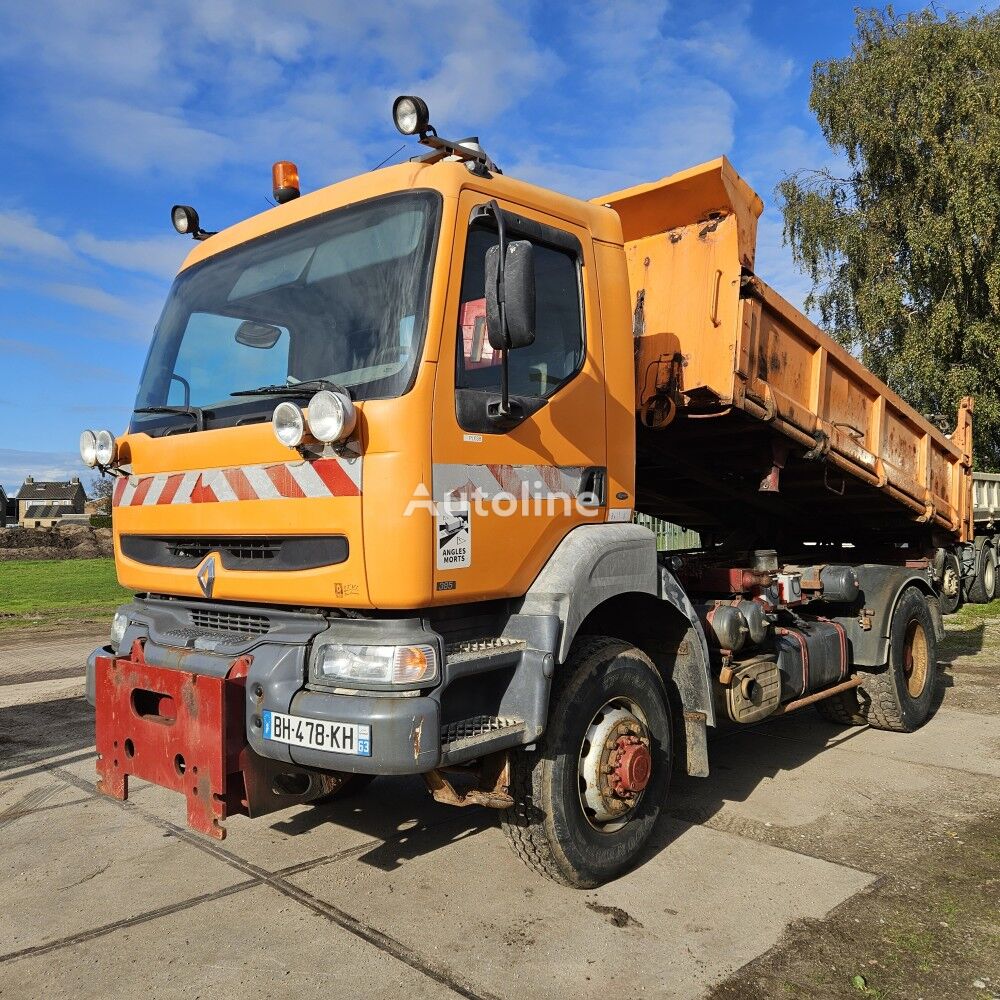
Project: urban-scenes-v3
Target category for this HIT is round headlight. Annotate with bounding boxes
[306,390,356,443]
[95,429,116,466]
[171,204,198,235]
[80,430,98,467]
[392,95,429,136]
[272,401,305,447]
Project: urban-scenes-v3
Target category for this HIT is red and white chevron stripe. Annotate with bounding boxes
[112,457,362,508]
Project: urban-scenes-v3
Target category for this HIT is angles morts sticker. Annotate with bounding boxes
[436,501,471,570]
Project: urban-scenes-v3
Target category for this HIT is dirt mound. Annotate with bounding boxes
[0,523,114,561]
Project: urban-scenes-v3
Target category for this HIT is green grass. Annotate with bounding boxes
[0,558,131,632]
[952,597,1000,624]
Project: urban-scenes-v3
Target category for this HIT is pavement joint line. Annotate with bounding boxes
[754,728,1000,779]
[658,813,881,878]
[44,763,500,1000]
[0,880,260,966]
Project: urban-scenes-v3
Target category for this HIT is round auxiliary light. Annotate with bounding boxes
[306,390,356,443]
[171,204,199,235]
[392,95,429,136]
[95,429,116,467]
[80,429,98,468]
[272,401,305,448]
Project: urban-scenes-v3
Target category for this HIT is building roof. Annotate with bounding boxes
[22,504,67,519]
[16,478,85,502]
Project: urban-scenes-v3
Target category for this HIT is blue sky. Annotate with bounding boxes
[0,0,935,495]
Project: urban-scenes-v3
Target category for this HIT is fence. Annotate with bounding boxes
[634,513,701,551]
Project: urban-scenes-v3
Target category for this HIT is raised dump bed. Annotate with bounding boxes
[596,158,974,548]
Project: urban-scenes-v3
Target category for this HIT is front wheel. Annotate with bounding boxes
[500,636,672,888]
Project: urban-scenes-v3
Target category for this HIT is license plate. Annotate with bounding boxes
[262,711,371,756]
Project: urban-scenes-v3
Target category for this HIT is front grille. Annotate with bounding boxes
[441,715,522,745]
[189,608,270,636]
[168,538,282,562]
[120,534,348,571]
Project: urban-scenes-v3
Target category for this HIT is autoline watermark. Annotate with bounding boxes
[403,482,603,519]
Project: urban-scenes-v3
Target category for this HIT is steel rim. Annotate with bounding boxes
[985,555,996,598]
[578,697,651,832]
[902,619,929,698]
[942,564,959,599]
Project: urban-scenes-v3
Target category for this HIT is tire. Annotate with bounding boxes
[857,588,939,732]
[311,772,376,805]
[500,636,673,889]
[814,687,865,725]
[938,551,963,614]
[966,543,997,604]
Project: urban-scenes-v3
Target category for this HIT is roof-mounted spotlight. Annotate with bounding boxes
[393,95,431,137]
[171,205,215,241]
[390,95,500,177]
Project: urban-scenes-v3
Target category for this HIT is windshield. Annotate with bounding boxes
[133,191,440,433]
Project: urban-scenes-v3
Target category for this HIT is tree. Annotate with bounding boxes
[89,475,114,514]
[779,6,1000,469]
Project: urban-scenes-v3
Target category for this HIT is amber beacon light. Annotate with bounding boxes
[272,161,300,204]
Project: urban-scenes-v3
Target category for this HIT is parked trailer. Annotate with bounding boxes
[966,472,1000,603]
[83,100,975,887]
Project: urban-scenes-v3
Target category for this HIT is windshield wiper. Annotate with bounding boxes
[230,378,353,399]
[134,405,205,431]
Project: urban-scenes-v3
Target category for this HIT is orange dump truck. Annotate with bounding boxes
[82,98,974,887]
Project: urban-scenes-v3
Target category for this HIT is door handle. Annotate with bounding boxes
[578,467,606,507]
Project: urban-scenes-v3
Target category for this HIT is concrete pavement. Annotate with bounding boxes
[1,627,997,999]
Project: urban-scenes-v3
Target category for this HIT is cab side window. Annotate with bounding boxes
[456,224,583,399]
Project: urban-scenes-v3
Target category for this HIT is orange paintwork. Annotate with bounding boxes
[110,151,973,615]
[598,157,974,541]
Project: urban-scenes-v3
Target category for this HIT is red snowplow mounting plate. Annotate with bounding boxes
[94,643,250,839]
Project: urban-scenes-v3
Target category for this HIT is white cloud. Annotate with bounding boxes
[675,3,796,97]
[63,99,236,175]
[43,282,160,332]
[75,233,187,281]
[0,448,87,495]
[0,210,76,263]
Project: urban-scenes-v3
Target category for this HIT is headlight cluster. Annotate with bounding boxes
[313,642,438,689]
[80,428,117,468]
[272,390,356,449]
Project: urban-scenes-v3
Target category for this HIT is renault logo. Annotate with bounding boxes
[196,556,216,599]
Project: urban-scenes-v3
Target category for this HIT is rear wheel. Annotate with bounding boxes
[967,543,997,604]
[500,636,672,888]
[858,587,939,732]
[938,552,963,614]
[814,686,865,725]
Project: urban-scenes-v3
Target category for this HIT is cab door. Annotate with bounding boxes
[430,192,608,602]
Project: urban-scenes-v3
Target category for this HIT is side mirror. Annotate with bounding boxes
[485,240,535,351]
[235,321,282,349]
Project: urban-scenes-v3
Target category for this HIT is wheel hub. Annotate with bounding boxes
[612,736,652,794]
[579,702,651,828]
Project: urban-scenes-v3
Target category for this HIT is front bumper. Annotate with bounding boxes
[89,596,554,837]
